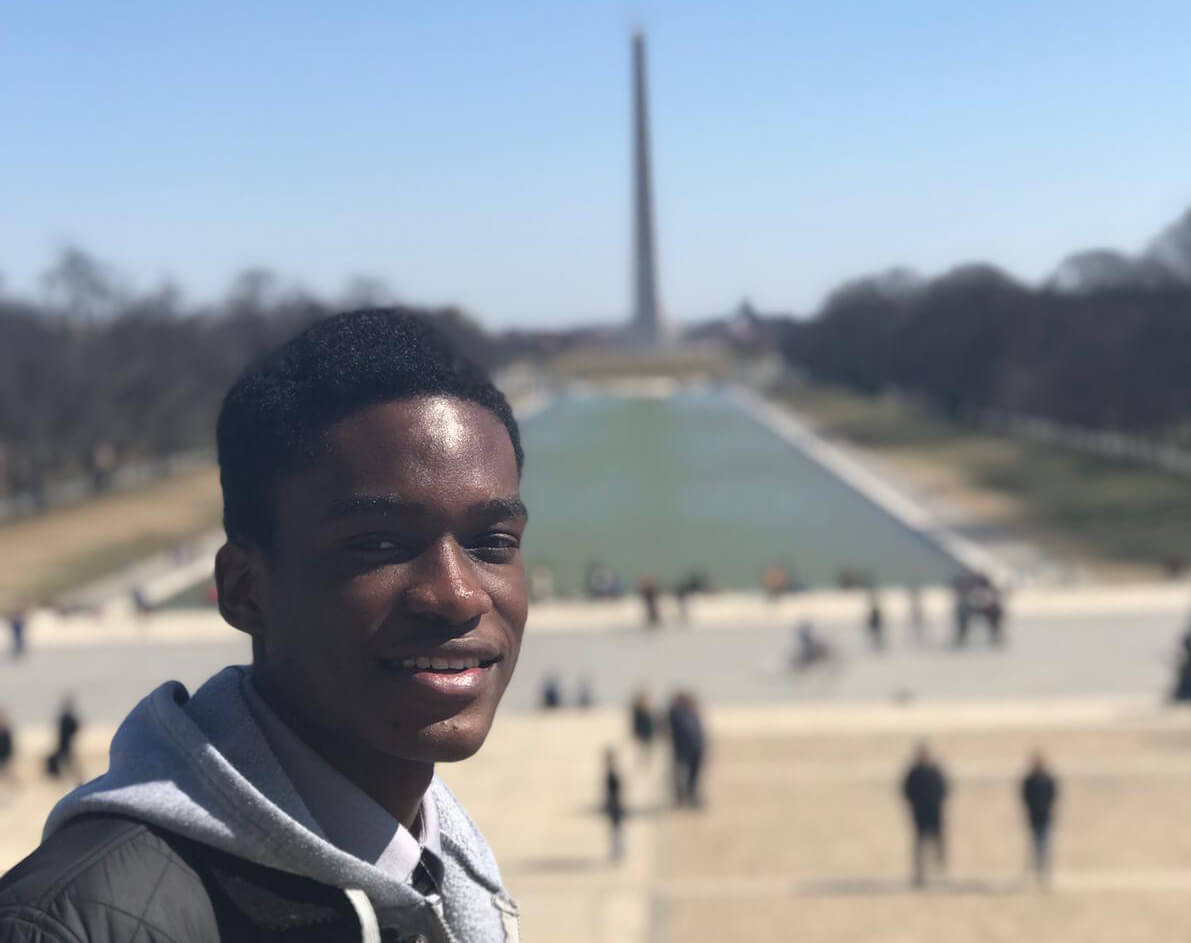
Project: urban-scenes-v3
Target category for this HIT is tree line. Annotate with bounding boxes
[779,210,1191,447]
[5,207,1191,507]
[0,247,610,508]
[0,249,516,507]
[779,264,1191,444]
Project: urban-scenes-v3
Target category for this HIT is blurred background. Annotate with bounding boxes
[3,2,1191,940]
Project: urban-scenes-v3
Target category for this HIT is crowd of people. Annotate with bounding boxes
[530,557,1021,653]
[786,573,1014,673]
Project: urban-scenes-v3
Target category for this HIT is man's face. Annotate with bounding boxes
[252,395,527,764]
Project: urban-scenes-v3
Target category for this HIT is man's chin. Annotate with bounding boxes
[386,717,495,764]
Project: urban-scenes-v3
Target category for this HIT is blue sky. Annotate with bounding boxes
[4,1,1191,327]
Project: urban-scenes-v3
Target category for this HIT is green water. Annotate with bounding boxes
[519,389,964,594]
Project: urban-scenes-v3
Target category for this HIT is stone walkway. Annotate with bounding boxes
[6,699,1191,941]
[12,579,1190,649]
[646,703,1191,942]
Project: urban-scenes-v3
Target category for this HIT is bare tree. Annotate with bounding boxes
[41,246,124,321]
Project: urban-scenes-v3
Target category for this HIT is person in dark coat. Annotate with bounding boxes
[8,610,26,660]
[0,708,13,779]
[667,691,706,807]
[630,690,656,765]
[902,743,948,886]
[865,592,885,651]
[1171,626,1191,701]
[986,591,1006,647]
[952,578,972,647]
[603,748,625,861]
[639,577,661,628]
[1021,753,1058,882]
[48,696,81,784]
[540,673,562,709]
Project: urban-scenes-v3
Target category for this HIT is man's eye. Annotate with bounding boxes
[469,533,521,561]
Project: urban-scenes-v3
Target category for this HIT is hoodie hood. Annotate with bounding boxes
[45,666,516,940]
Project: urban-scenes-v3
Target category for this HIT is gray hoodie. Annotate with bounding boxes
[44,666,520,943]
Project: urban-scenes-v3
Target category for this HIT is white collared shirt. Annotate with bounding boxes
[242,672,443,898]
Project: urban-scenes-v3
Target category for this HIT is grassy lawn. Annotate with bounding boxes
[0,466,222,608]
[780,386,1191,574]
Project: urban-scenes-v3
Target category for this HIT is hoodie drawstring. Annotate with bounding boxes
[344,888,381,943]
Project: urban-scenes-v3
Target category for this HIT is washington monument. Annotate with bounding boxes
[631,31,665,345]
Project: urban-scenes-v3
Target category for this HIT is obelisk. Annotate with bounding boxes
[631,31,664,345]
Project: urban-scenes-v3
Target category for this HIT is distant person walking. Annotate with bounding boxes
[951,578,972,647]
[540,673,562,710]
[586,561,623,599]
[790,620,834,672]
[639,577,661,628]
[673,579,693,624]
[985,585,1006,647]
[762,563,789,600]
[1171,627,1191,702]
[47,697,81,783]
[8,611,26,660]
[902,743,949,886]
[953,574,1006,647]
[674,571,709,623]
[603,748,626,862]
[866,592,885,651]
[668,691,706,807]
[1021,753,1059,883]
[907,585,926,643]
[630,690,656,765]
[0,709,13,780]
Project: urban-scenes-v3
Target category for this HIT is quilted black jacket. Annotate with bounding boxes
[0,816,431,943]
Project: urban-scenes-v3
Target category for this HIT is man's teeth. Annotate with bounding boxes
[393,656,482,670]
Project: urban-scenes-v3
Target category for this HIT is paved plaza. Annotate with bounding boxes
[3,585,1191,940]
[5,700,1191,941]
[1,582,1188,726]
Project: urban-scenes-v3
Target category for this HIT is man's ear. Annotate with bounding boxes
[214,542,268,643]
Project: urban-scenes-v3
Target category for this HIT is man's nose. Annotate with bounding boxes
[402,539,494,626]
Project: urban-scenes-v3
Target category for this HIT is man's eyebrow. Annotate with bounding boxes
[322,495,528,523]
[473,496,529,522]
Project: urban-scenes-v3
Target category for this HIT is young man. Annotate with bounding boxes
[0,310,529,942]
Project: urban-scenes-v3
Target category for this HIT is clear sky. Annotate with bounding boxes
[4,1,1191,327]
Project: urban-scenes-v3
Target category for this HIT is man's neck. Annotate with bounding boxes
[250,671,433,831]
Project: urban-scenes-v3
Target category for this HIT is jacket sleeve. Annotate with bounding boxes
[1,906,83,943]
[0,818,218,943]
[1,897,193,943]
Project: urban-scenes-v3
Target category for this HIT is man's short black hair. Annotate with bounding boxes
[216,308,523,551]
